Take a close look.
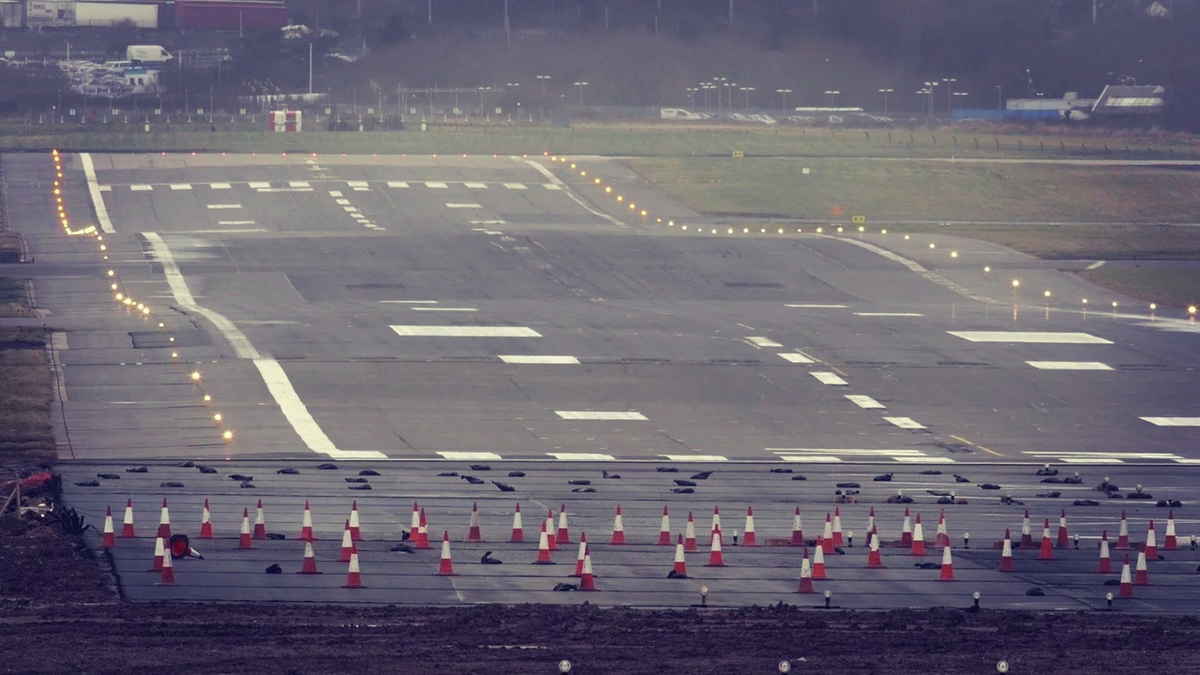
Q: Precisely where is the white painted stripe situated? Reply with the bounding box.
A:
[499,355,580,364]
[464,182,488,189]
[811,372,848,386]
[546,453,617,461]
[390,325,542,337]
[335,198,352,205]
[948,331,1112,344]
[771,448,927,456]
[785,303,847,308]
[206,204,241,210]
[746,336,783,348]
[380,300,438,304]
[98,185,111,192]
[411,307,477,312]
[289,181,311,188]
[469,220,507,225]
[504,183,527,190]
[1024,451,1182,459]
[79,153,115,234]
[170,184,192,190]
[438,451,502,461]
[347,181,369,188]
[329,190,344,197]
[343,206,360,212]
[257,187,313,193]
[1027,361,1114,370]
[893,457,957,464]
[519,157,629,229]
[130,184,153,191]
[1086,261,1106,270]
[143,233,383,460]
[856,312,924,317]
[446,203,482,209]
[780,456,842,463]
[1140,417,1200,427]
[387,181,410,188]
[884,416,926,430]
[353,187,369,192]
[216,220,256,225]
[659,455,730,462]
[426,181,448,188]
[543,183,562,190]
[556,411,648,420]
[779,352,815,364]
[194,228,266,233]
[1059,457,1124,464]
[845,395,885,409]
[248,182,271,189]
[210,183,231,190]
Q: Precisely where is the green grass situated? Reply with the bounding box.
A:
[1077,267,1200,309]
[0,328,55,469]
[0,232,21,263]
[0,278,38,319]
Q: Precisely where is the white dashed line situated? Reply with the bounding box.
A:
[464,182,488,189]
[380,300,438,304]
[499,355,580,364]
[210,183,231,190]
[779,352,815,364]
[289,181,311,188]
[387,181,410,188]
[845,394,885,409]
[390,325,542,337]
[746,336,783,348]
[555,411,648,420]
[504,183,527,190]
[949,331,1113,344]
[1086,261,1106,270]
[811,372,848,386]
[206,204,242,210]
[249,182,271,189]
[216,221,255,225]
[438,451,503,461]
[659,455,729,462]
[130,184,153,191]
[884,416,926,430]
[1027,361,1114,370]
[1140,417,1200,427]
[98,185,111,192]
[447,203,482,209]
[170,184,192,190]
[856,312,924,317]
[546,453,617,461]
[785,303,847,308]
[347,181,369,189]
[542,183,562,190]
[426,182,448,188]
[411,307,477,312]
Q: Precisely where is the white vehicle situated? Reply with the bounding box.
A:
[126,45,173,66]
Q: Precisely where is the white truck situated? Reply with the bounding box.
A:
[126,45,173,66]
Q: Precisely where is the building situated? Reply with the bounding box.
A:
[173,0,286,30]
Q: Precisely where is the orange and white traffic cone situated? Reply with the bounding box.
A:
[672,534,687,576]
[416,508,430,549]
[1057,509,1070,549]
[533,521,555,564]
[866,507,877,543]
[578,551,597,592]
[795,548,815,594]
[157,498,172,539]
[657,506,672,546]
[349,500,362,541]
[743,506,758,547]
[545,510,558,551]
[409,501,421,543]
[556,504,571,545]
[935,509,949,549]
[253,499,268,540]
[572,532,588,577]
[1165,511,1178,550]
[339,519,355,563]
[709,505,722,546]
[437,531,458,576]
[199,499,213,539]
[999,528,1015,571]
[239,508,253,549]
[684,511,698,551]
[812,536,828,580]
[1134,550,1150,585]
[1097,530,1113,574]
[900,508,912,547]
[832,507,844,547]
[343,551,365,588]
[298,540,321,574]
[102,506,116,548]
[1116,510,1131,550]
[1118,554,1133,597]
[121,499,136,538]
[910,514,927,556]
[156,544,176,586]
[821,513,835,554]
[705,525,726,567]
[790,507,804,546]
[866,532,885,569]
[1038,519,1054,560]
[467,501,483,542]
[1019,509,1033,549]
[299,500,317,542]
[610,505,626,545]
[938,545,956,581]
[148,535,165,572]
[1144,520,1158,560]
[509,503,525,543]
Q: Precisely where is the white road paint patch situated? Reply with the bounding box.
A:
[547,453,617,461]
[248,182,271,189]
[130,184,153,191]
[1140,417,1200,427]
[772,448,933,457]
[329,190,344,197]
[387,181,410,188]
[411,307,477,312]
[381,300,438,304]
[543,183,562,190]
[206,204,242,210]
[469,220,507,225]
[1027,361,1114,370]
[1086,261,1106,270]
[884,416,926,430]
[504,183,527,190]
[1024,450,1182,461]
[335,198,351,205]
[210,183,231,190]
[79,153,115,234]
[446,203,483,209]
[426,181,448,188]
[785,303,847,308]
[948,331,1113,344]
[838,238,1002,305]
[390,325,542,337]
[347,181,369,189]
[746,336,783,348]
[779,455,842,462]
[464,182,488,189]
[855,312,923,317]
[499,355,580,364]
[289,181,311,188]
[811,372,848,386]
[892,456,957,464]
[518,157,630,229]
[257,187,313,193]
[170,184,192,190]
[659,455,729,462]
[51,333,69,350]
[343,206,360,212]
[98,185,111,191]
[438,451,503,461]
[194,228,266,233]
[779,352,815,364]
[555,411,648,420]
[845,394,885,409]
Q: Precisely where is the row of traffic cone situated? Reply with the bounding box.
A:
[103,498,367,545]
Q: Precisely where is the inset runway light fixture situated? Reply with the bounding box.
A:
[973,591,981,609]
[191,371,201,382]
[223,430,233,443]
[823,589,832,609]
[700,586,709,606]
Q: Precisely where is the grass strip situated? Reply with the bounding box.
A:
[0,327,55,469]
[1077,267,1200,309]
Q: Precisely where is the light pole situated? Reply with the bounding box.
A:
[713,77,727,112]
[478,86,491,115]
[1036,91,1044,119]
[686,87,697,107]
[825,90,840,107]
[352,86,357,112]
[878,88,893,115]
[573,81,588,106]
[536,75,551,96]
[996,84,1002,110]
[776,88,791,110]
[739,86,754,109]
[942,77,957,114]
[953,91,969,115]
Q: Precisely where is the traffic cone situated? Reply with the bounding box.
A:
[343,551,365,588]
[1097,530,1113,574]
[684,511,698,551]
[1135,550,1150,585]
[866,532,885,569]
[935,509,949,549]
[578,551,597,591]
[467,501,483,542]
[239,508,253,549]
[812,536,828,579]
[790,507,804,546]
[911,514,927,556]
[1020,509,1033,549]
[533,521,555,564]
[253,499,267,540]
[157,498,171,539]
[657,506,672,546]
[1116,510,1131,550]
[1118,554,1133,597]
[349,501,362,541]
[1144,520,1158,560]
[795,548,815,594]
[437,530,458,576]
[102,506,116,548]
[572,532,588,577]
[156,544,176,585]
[999,529,1015,571]
[509,503,524,543]
[672,534,687,576]
[298,540,321,574]
[416,508,430,549]
[821,513,835,554]
[339,519,355,563]
[938,545,956,581]
[121,499,136,538]
[610,505,626,545]
[1165,511,1178,550]
[900,508,912,547]
[1038,519,1054,560]
[556,504,571,545]
[409,501,421,543]
[545,510,557,551]
[866,507,877,542]
[743,506,758,547]
[705,525,726,567]
[299,500,317,542]
[1057,509,1070,549]
[199,499,213,539]
[148,536,165,572]
[832,507,844,547]
[709,505,722,546]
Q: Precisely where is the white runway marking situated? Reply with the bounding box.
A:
[195,228,265,233]
[289,181,311,188]
[1025,450,1183,463]
[130,184,153,191]
[811,372,848,386]
[329,190,344,197]
[387,181,410,188]
[426,181,448,188]
[380,300,438,304]
[1027,361,1114,370]
[98,185,111,191]
[170,184,192,190]
[884,416,926,430]
[347,181,369,189]
[438,451,503,461]
[746,336,783,348]
[504,183,527,190]
[257,187,312,193]
[248,181,271,189]
[216,220,256,225]
[411,307,477,312]
[948,331,1113,344]
[447,203,482,209]
[546,453,617,461]
[555,411,648,420]
[79,153,115,234]
[335,198,351,205]
[779,352,815,364]
[845,394,885,409]
[390,325,542,337]
[1086,261,1106,270]
[499,355,580,364]
[785,303,847,308]
[771,448,950,463]
[206,204,241,209]
[464,182,488,189]
[210,183,231,190]
[856,312,924,317]
[1140,417,1200,427]
[543,183,562,190]
[343,206,359,212]
[659,455,729,462]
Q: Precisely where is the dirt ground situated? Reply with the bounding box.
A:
[2,476,1200,675]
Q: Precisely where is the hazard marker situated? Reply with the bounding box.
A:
[572,532,588,577]
[812,537,828,579]
[509,502,525,543]
[938,546,956,581]
[610,505,626,545]
[157,498,172,539]
[1134,550,1150,585]
[672,534,687,576]
[340,519,355,563]
[1019,509,1033,549]
[795,548,815,594]
[684,511,698,551]
[416,508,430,549]
[199,499,213,539]
[910,514,927,556]
[934,509,949,549]
[866,532,885,569]
[343,551,365,588]
[437,530,458,576]
[1116,510,1131,550]
[999,529,1014,571]
[102,506,116,548]
[298,540,321,574]
[821,513,835,554]
[299,500,317,542]
[1144,519,1158,560]
[533,521,555,564]
[1118,554,1133,597]
[657,506,672,546]
[1165,511,1178,550]
[349,500,362,541]
[790,507,804,546]
[121,499,136,538]
[1038,519,1054,560]
[148,536,165,572]
[832,507,844,547]
[579,551,597,591]
[705,525,726,567]
[1057,509,1070,549]
[545,509,558,551]
[467,501,483,542]
[900,508,912,547]
[556,504,571,545]
[709,505,722,546]
[239,507,253,549]
[743,506,758,547]
[156,543,176,585]
[409,501,421,543]
[1097,530,1113,574]
[253,499,267,540]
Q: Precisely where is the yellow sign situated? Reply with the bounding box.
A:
[852,215,866,224]
[732,150,744,158]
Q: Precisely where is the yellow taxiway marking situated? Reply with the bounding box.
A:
[950,434,1003,457]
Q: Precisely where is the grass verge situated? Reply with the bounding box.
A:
[0,327,55,470]
[0,231,21,263]
[1077,267,1200,309]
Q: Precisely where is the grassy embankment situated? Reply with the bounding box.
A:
[0,227,54,469]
